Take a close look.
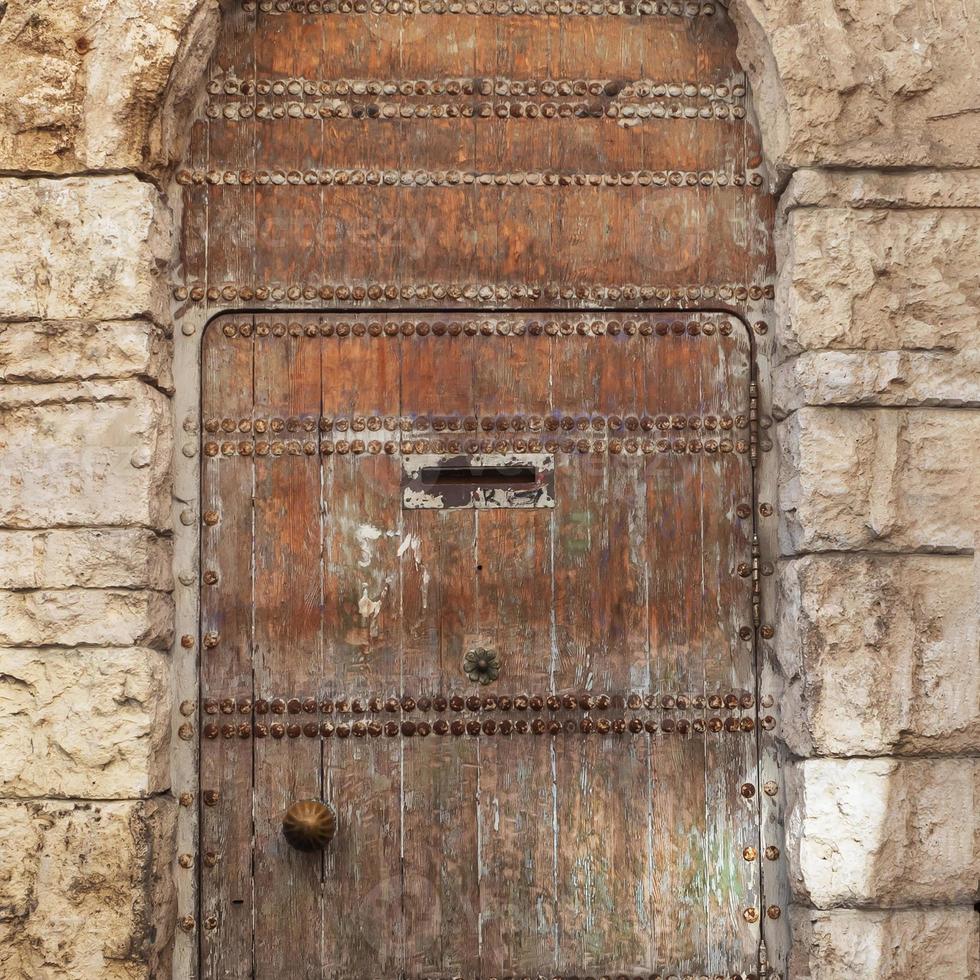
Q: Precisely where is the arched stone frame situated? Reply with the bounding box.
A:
[160,2,790,977]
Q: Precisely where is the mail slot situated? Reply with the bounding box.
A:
[402,453,555,509]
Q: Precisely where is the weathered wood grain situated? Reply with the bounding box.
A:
[195,0,771,972]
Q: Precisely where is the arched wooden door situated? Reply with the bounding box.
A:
[180,1,776,977]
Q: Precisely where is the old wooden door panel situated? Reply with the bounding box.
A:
[178,5,773,311]
[200,311,758,978]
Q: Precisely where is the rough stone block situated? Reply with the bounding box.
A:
[0,0,218,174]
[0,799,175,980]
[0,381,172,530]
[776,555,978,756]
[0,590,173,650]
[777,208,980,355]
[0,178,171,322]
[789,907,980,980]
[731,0,980,175]
[0,320,173,388]
[774,350,980,410]
[785,758,979,908]
[0,647,170,798]
[778,407,980,553]
[0,529,172,590]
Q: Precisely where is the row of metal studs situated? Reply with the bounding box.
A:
[209,77,745,100]
[205,414,748,433]
[245,0,719,17]
[204,692,758,713]
[215,318,740,337]
[174,282,775,303]
[209,100,747,121]
[202,715,760,738]
[178,168,763,188]
[205,437,750,456]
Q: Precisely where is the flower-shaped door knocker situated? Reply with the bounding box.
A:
[463,647,501,685]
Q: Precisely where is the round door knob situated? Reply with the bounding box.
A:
[282,800,337,852]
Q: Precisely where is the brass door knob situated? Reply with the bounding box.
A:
[282,800,337,852]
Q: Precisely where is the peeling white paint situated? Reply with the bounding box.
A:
[355,523,384,567]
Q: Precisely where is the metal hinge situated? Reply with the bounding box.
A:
[751,534,761,627]
[749,381,759,468]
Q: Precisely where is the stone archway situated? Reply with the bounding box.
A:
[0,1,977,978]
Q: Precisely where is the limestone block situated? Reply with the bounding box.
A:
[0,590,172,650]
[731,0,980,175]
[785,758,979,907]
[782,169,980,211]
[774,350,980,410]
[0,529,172,590]
[0,647,170,798]
[778,408,980,553]
[0,320,173,388]
[777,208,980,355]
[0,381,172,530]
[0,178,171,323]
[0,799,175,980]
[776,555,978,756]
[790,907,980,980]
[0,0,219,174]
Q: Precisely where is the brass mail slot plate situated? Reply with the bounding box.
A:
[402,453,555,510]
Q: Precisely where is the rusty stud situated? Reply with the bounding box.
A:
[203,570,218,585]
[401,696,416,712]
[737,563,751,577]
[178,723,194,741]
[466,695,481,711]
[254,699,268,714]
[466,720,481,736]
[434,719,449,735]
[203,510,220,526]
[334,723,349,738]
[760,625,775,639]
[287,698,302,714]
[385,721,400,737]
[450,720,465,736]
[763,780,778,797]
[203,631,219,649]
[179,792,193,807]
[740,783,756,799]
[179,700,195,716]
[178,854,194,869]
[743,846,757,861]
[203,790,220,807]
[765,845,780,861]
[759,502,774,517]
[179,914,195,933]
[767,905,782,920]
[203,852,218,868]
[735,503,751,519]
[762,715,776,731]
[180,635,195,649]
[738,626,753,641]
[204,723,219,739]
[743,908,759,923]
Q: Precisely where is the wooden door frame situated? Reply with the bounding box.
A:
[168,299,789,979]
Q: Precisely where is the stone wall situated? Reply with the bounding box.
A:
[728,5,980,974]
[0,1,977,978]
[0,3,217,977]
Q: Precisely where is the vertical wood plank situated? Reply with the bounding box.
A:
[200,317,255,979]
[251,327,324,977]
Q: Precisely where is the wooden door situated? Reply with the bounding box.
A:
[187,2,774,978]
